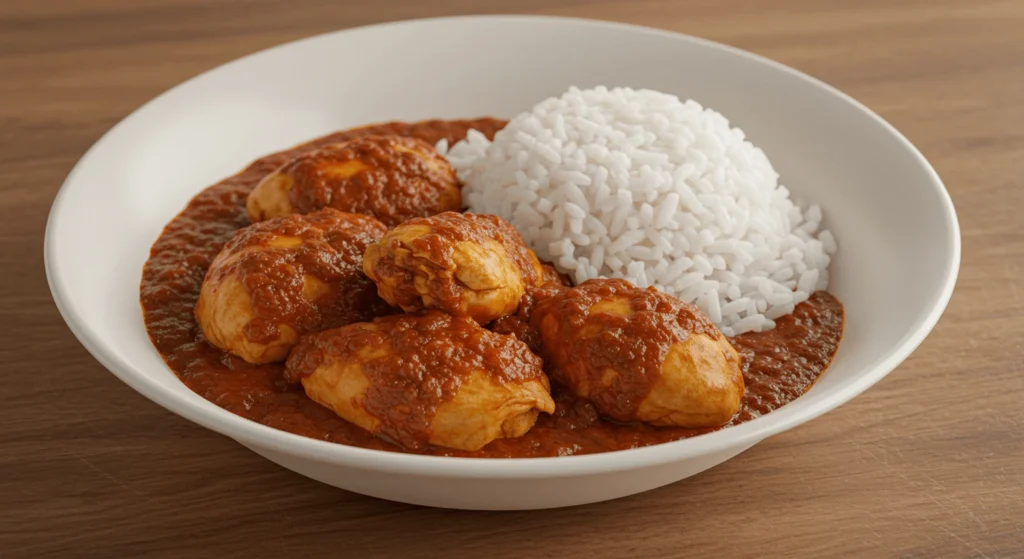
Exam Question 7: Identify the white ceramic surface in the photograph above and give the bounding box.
[45,15,959,510]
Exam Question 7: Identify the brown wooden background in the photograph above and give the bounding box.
[3,1,1023,557]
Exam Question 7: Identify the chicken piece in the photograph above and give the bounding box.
[195,209,392,364]
[246,135,460,227]
[285,311,555,452]
[531,278,744,427]
[363,212,544,324]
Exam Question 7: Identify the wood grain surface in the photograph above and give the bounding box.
[2,0,1022,557]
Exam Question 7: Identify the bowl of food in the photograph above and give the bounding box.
[45,15,959,510]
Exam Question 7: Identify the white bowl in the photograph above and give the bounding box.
[45,15,959,510]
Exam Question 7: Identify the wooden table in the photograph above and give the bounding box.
[3,1,1022,557]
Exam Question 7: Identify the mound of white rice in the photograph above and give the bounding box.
[439,86,837,336]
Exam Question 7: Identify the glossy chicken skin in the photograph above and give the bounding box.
[195,209,391,364]
[363,212,544,324]
[246,135,460,227]
[285,311,556,451]
[531,278,744,427]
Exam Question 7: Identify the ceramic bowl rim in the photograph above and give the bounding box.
[44,14,961,479]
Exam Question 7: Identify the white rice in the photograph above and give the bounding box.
[439,86,837,336]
